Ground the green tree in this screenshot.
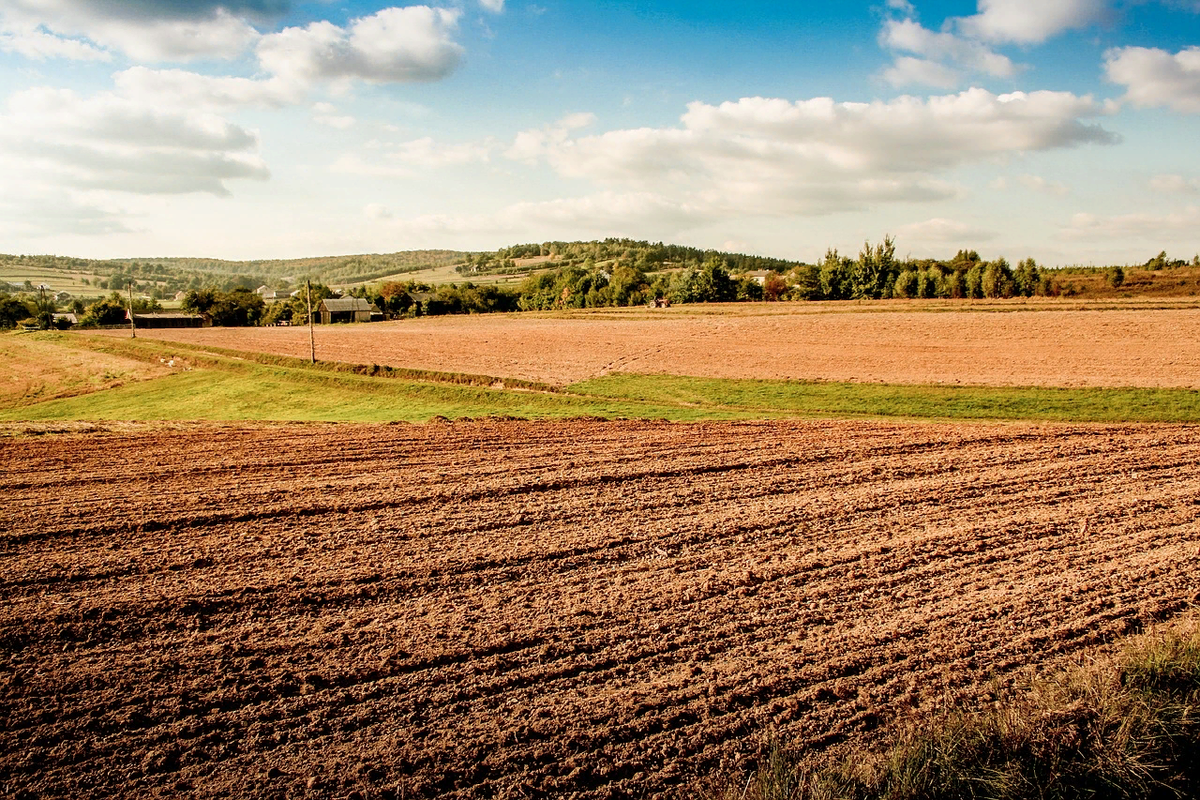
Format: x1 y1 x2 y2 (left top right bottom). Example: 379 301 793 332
981 257 1014 298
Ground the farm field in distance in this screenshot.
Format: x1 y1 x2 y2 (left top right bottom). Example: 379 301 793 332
93 299 1200 389
3 419 1199 799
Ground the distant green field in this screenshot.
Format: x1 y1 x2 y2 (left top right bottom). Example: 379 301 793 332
5 332 1200 424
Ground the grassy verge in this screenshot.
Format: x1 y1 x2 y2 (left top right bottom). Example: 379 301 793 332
0 334 758 423
9 333 1200 423
569 374 1200 423
703 619 1200 800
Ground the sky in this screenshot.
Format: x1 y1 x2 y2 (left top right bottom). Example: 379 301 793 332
1 0 1198 265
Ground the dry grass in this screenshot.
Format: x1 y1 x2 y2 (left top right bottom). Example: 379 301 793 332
0 332 169 410
705 617 1200 800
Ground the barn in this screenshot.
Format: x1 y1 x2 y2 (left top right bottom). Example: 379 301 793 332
319 297 381 324
128 312 210 329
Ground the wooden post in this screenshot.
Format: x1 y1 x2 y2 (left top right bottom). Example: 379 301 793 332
128 283 136 339
306 280 315 363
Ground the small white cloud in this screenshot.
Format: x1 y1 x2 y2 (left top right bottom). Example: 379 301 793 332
1149 173 1200 193
506 112 597 163
956 0 1105 45
886 0 917 14
364 203 393 220
1105 46 1200 113
332 137 494 176
479 0 505 12
257 7 463 86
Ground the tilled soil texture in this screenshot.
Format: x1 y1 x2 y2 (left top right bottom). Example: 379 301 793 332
3 420 1199 800
96 303 1200 388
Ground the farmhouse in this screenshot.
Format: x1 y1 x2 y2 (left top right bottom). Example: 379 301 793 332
319 297 381 324
127 311 210 329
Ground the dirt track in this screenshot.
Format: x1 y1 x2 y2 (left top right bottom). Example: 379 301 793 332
2 420 1199 799
98 303 1200 388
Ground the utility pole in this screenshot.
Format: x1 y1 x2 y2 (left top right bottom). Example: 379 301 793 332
306 280 315 363
128 283 136 339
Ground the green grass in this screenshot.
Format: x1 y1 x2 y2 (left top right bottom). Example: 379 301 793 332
704 619 1200 800
568 374 1200 423
7 333 1200 423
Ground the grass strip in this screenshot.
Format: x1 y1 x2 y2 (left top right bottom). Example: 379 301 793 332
569 373 1200 423
65 332 561 393
1 336 771 423
706 619 1200 800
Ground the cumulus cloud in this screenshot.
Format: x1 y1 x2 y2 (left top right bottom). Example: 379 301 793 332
257 7 463 85
479 0 505 11
0 87 269 196
897 217 998 242
956 0 1105 44
507 90 1115 216
1104 46 1200 112
1063 206 1200 239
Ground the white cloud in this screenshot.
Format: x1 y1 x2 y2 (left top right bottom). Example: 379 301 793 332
1149 174 1200 193
0 87 269 196
883 57 962 89
898 217 998 242
257 7 463 86
956 0 1105 44
479 0 505 12
881 19 1017 81
113 67 300 110
1062 206 1200 239
0 23 111 61
510 91 1115 216
0 2 260 61
506 112 596 163
1104 46 1200 112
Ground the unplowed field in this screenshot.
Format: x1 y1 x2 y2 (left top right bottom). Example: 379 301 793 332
3 420 1199 799
98 303 1200 387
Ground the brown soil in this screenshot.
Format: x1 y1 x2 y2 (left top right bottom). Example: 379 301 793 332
2 420 1198 799
95 302 1200 388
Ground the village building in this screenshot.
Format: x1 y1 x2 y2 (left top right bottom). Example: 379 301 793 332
318 297 381 324
126 311 210 329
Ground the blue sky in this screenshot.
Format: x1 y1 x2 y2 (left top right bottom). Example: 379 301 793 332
1 0 1198 265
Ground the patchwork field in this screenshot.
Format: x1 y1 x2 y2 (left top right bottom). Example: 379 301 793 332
94 300 1200 389
3 419 1198 799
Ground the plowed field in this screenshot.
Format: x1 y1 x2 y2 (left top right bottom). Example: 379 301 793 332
98 303 1200 387
3 420 1199 799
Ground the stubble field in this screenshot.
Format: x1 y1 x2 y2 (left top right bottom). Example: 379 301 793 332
3 418 1199 799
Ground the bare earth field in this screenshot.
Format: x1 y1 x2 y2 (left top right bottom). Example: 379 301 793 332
2 419 1198 799
97 302 1200 388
